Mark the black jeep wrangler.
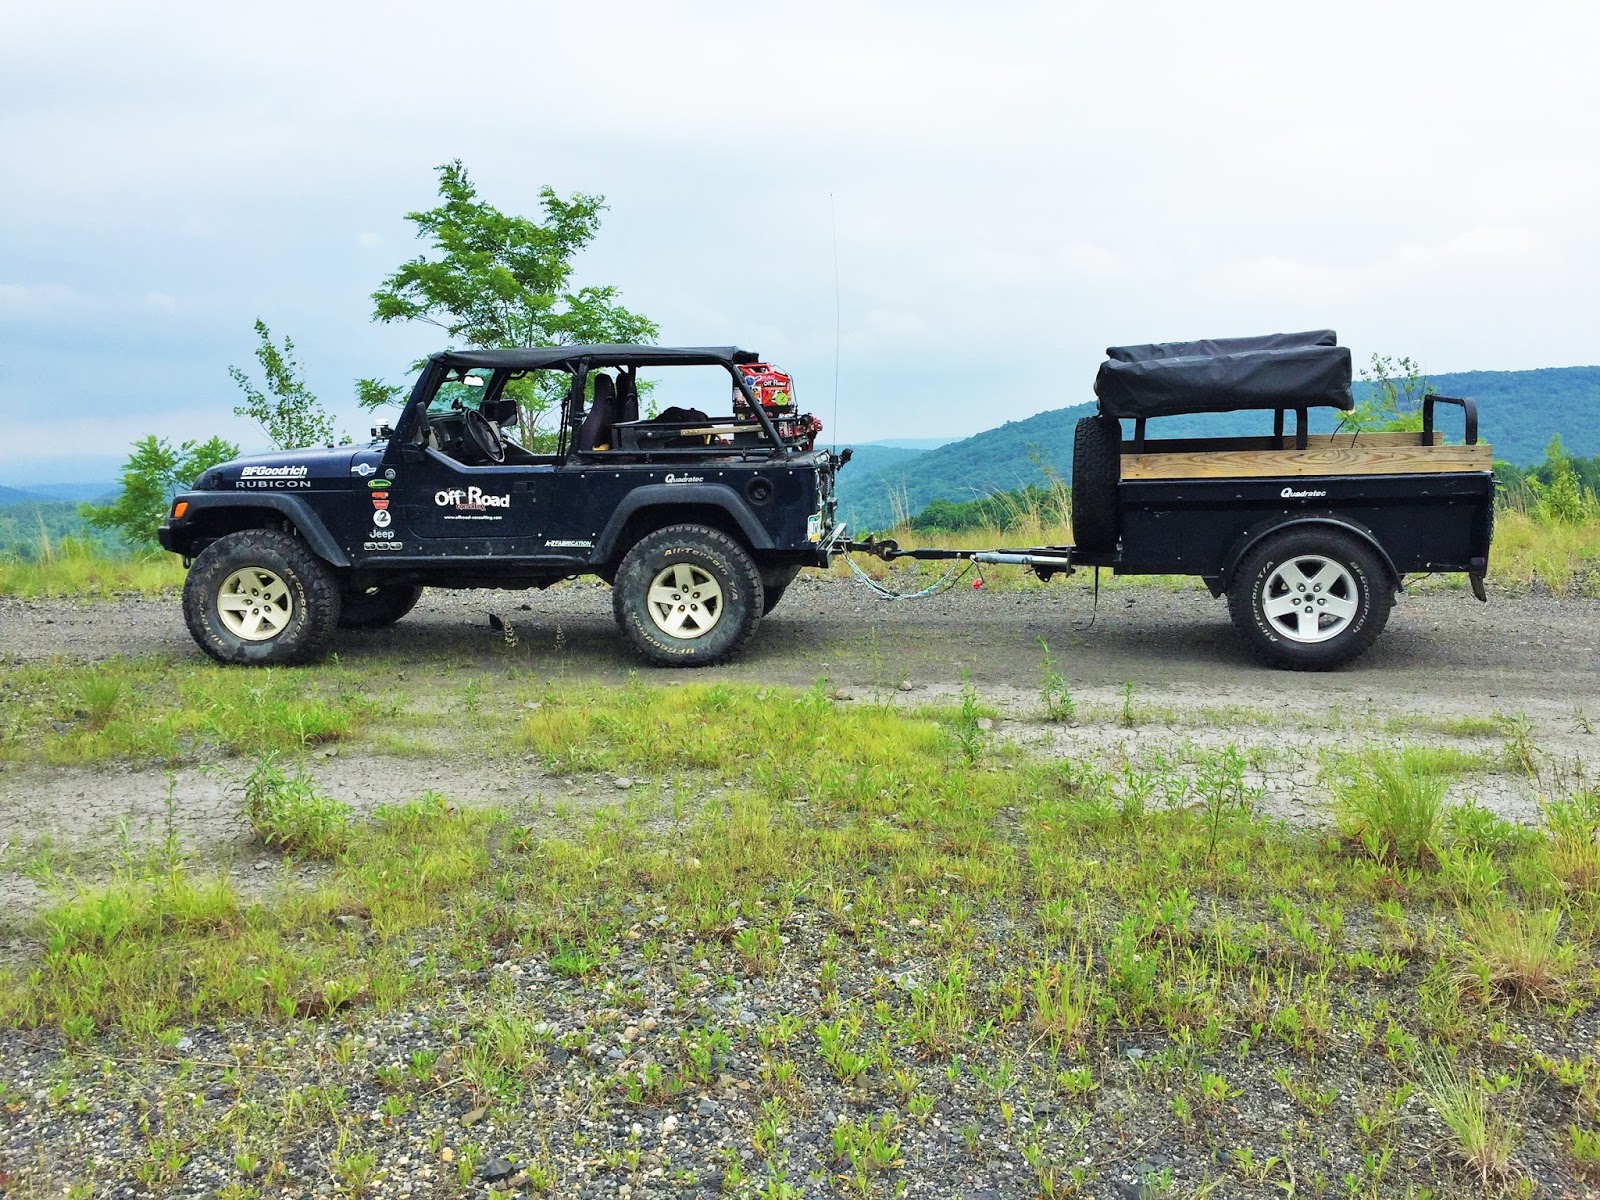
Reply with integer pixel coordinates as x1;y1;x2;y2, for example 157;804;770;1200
159;345;843;667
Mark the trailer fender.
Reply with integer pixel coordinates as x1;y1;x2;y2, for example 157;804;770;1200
1216;513;1401;597
594;484;775;562
162;493;352;567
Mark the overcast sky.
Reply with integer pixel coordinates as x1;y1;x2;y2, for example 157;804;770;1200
3;0;1597;483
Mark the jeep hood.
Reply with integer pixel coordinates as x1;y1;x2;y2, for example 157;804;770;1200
196;447;360;489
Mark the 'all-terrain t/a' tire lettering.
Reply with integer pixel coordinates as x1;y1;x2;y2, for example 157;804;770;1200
613;525;764;666
1226;527;1393;671
182;529;342;666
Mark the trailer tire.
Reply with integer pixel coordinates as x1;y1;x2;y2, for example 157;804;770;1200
614;525;764;666
183;530;341;666
1227;528;1392;670
1072;414;1120;552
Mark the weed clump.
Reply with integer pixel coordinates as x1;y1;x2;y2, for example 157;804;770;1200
240;754;351;857
1545;789;1600;893
1416;1051;1519;1185
1455;906;1578;1009
1334;754;1447;866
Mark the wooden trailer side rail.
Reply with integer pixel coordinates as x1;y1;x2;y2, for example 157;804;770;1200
1120;432;1493;481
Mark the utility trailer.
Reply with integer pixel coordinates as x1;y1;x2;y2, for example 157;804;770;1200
847;331;1494;669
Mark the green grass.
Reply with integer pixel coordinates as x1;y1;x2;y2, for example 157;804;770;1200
3;679;1597;1196
0;545;185;598
0;656;391;764
1491;509;1600;596
7;680;1595;1035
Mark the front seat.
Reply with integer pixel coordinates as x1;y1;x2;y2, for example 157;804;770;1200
575;374;617;452
616;371;640;425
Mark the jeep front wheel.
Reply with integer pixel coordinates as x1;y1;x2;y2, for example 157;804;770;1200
613;525;764;666
182;530;341;665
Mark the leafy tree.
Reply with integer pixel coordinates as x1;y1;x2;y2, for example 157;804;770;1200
229;320;342;449
1350;353;1431;433
1526;435;1599;524
82;435;239;550
364;160;658;447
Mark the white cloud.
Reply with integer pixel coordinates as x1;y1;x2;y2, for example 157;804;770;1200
0;283;78;312
0;0;1597;453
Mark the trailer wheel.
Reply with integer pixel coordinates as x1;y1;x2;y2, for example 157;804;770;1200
613;525;764;666
1227;529;1392;670
182;530;341;666
1072;414;1120;552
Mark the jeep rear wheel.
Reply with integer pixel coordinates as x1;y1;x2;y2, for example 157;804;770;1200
761;564;803;615
339;583;424;630
614;525;763;666
1226;528;1393;670
183;530;341;666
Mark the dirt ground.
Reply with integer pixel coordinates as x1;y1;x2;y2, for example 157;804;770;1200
2;578;1597;929
4;574;1598;698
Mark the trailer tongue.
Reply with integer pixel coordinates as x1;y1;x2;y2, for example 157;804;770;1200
844;536;1077;578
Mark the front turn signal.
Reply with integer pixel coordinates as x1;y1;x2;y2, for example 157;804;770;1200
172;501;188;520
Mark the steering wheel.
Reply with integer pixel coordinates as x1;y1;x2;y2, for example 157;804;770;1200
463;408;505;464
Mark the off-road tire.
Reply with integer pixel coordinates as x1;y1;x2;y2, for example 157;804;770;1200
183;529;341;666
1072;414;1121;552
613;525;764;667
761;565;803;615
1227;528;1393;671
339;583;424;630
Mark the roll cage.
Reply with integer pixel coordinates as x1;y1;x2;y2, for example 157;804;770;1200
394;345;810;464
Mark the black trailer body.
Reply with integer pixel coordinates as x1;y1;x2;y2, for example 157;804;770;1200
1110;467;1493;589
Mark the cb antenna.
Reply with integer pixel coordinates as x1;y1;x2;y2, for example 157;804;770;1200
830;193;841;452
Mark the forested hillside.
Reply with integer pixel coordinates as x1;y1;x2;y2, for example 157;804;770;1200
837;365;1600;530
0;501;127;558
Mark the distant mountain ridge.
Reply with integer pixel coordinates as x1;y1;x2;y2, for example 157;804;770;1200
0;482;117;507
836;365;1600;529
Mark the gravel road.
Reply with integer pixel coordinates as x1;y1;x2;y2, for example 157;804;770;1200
3;576;1597;718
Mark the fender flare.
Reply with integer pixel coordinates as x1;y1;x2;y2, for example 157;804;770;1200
168;493;351;567
1218;512;1400;594
593;484;773;562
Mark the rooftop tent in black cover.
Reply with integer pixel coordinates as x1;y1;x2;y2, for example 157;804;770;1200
1104;330;1337;364
1093;333;1354;420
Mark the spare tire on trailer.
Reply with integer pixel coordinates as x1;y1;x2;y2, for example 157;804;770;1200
1072;413;1121;552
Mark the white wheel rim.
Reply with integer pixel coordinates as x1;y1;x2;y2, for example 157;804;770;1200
646;563;723;639
216;566;294;641
1261;554;1359;644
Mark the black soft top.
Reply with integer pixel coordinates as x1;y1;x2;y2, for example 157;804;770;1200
1096;331;1353;419
433;345;760;372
